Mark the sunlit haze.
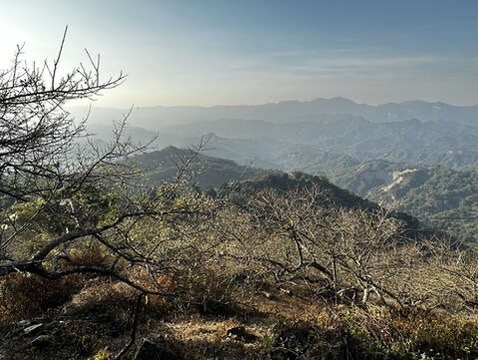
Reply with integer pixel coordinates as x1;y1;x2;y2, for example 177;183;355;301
1;0;477;107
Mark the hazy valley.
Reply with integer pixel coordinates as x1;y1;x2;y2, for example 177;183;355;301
83;98;478;245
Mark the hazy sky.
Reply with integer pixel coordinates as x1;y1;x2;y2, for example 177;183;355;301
1;0;477;107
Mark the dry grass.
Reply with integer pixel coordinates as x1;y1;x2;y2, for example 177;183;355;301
2;265;478;359
0;273;85;324
3;191;478;359
58;241;120;270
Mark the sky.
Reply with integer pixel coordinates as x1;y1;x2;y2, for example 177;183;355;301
1;0;478;107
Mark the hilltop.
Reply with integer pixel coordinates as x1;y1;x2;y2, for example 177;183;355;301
132;146;266;189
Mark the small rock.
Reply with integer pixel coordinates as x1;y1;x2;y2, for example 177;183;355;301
31;335;53;349
23;323;44;335
17;320;32;327
279;288;292;296
226;326;259;343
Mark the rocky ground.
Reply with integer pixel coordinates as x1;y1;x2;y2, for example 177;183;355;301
0;278;328;360
2;274;478;359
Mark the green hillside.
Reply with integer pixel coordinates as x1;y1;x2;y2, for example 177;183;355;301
335;161;478;244
133;146;265;188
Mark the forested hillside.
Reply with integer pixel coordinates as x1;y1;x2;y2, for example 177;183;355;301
132;146;265;188
331;161;478;244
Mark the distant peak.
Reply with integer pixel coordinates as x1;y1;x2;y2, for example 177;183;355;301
311;97;358;105
159;145;180;153
330;96;356;102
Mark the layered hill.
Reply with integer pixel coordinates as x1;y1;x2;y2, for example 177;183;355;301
132;148;425;236
132;146;265;189
84;98;478;245
83;98;478;179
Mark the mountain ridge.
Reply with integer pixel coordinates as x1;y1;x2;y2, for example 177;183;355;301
75;97;478;129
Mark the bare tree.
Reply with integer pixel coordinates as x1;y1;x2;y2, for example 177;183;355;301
0;27;126;199
210;184;418;306
0;28;184;296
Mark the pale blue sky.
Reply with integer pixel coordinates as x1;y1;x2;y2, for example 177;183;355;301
1;0;477;106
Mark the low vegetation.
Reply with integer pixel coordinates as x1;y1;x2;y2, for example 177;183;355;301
332;161;478;245
2;173;478;359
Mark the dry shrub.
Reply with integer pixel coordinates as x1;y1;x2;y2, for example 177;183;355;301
127;265;177;294
258;304;478;359
0;272;85;324
58;241;120;270
310;305;478;359
385;309;478;357
171;264;251;318
126;265;176;313
65;266;175;323
0;244;159;325
66;280;137;323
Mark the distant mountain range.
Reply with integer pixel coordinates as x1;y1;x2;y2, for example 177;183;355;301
81;97;478;244
81;97;478;169
75;97;478;127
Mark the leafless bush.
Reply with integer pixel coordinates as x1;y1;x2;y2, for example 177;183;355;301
176;185;478;315
0;28;201;304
